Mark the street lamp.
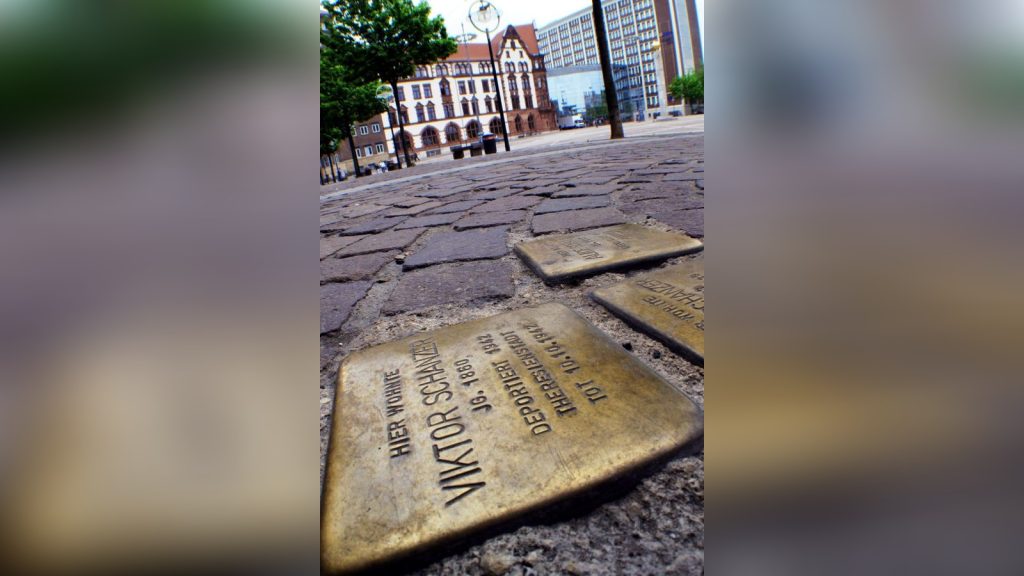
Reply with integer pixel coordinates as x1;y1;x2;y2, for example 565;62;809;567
468;0;511;152
376;84;403;169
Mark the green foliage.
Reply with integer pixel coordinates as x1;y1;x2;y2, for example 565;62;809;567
319;47;386;155
670;68;704;103
584;91;609;122
321;0;457;86
0;0;300;140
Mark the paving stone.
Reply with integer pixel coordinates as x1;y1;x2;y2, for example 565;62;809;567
551;184;617;198
340;203;388;218
321;234;367;259
338;216;404;235
382;260;515;315
618;186;679;203
531;207;628;235
321;251;396;283
620;197;704;217
453;210;528;231
650;208;704;238
389;196;433;208
320;218;349;233
427;200;484;214
571;174;618;185
522;185;564;197
320;281;373;334
534;195;611;215
384;201;443;217
402;227;509;270
321;213;344;226
417;186;468;198
471;188;517;200
334;228;425;258
472;195;542;213
619;174;655;184
394;212;462;230
663;171;704;182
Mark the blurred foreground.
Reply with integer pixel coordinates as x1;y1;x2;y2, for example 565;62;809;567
0;0;1022;574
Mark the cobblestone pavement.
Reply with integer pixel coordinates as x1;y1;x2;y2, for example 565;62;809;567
321;133;705;576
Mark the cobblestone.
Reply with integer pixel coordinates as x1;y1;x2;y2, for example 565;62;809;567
534;195;612;214
531;206;629;235
333;227;424;258
401;227;509;270
382;259;516;315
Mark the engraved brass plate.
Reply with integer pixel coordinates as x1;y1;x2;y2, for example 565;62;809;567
591;258;705;366
514;223;703;283
321;303;703;575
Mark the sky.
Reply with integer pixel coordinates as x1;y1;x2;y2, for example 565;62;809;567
422;0;704;52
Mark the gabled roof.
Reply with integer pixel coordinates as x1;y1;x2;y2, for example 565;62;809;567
443;24;541;63
491;25;541;56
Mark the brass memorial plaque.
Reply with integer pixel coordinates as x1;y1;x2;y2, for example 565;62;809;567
514;223;703;283
591;259;705;366
321;303;703;575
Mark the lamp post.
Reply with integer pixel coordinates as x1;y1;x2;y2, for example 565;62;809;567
468;0;511;152
376;84;403;169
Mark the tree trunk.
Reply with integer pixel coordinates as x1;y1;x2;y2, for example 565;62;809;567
327;154;337;183
592;0;624;139
345;125;362;178
391;80;413;167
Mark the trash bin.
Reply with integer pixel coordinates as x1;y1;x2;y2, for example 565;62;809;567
451;146;464;160
481;132;497;155
470;143;483;157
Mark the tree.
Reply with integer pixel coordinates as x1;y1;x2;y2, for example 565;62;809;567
592;0;624;139
320;46;387;179
584;90;609;124
322;0;457;167
670;68;704;113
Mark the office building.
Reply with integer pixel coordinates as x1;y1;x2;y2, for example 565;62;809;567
537;0;703;115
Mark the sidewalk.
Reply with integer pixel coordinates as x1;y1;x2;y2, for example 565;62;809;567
320;132;704;575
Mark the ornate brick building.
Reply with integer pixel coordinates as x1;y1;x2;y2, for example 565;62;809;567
384;24;558;160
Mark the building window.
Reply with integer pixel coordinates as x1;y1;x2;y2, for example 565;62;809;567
469;80;476;94
365;145;373;156
471;97;479;115
415;103;425;123
481;79;489;92
376;143;385;153
528;115;536;131
371;123;381;133
485;96;494;113
461;99;470;116
421;126;439;147
525;95;533;108
359;125;369;135
445;123;461;143
412;85;421;99
396;86;405;101
458;81;466;95
440;79;451;97
355;148;363;158
423;84;432;98
443;102;455;118
466;120;481;139
427;102;436;121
